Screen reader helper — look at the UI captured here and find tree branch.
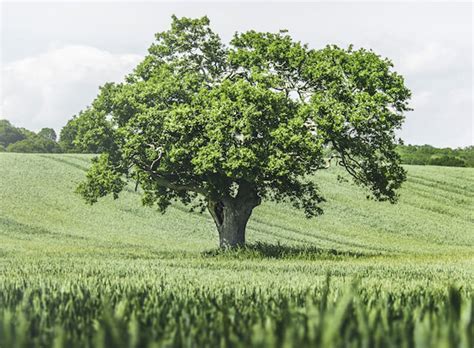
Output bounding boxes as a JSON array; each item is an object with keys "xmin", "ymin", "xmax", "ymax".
[{"xmin": 136, "ymin": 162, "xmax": 208, "ymax": 195}]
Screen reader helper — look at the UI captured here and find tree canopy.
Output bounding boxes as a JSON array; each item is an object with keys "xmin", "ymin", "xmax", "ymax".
[
  {"xmin": 59, "ymin": 110, "xmax": 116, "ymax": 154},
  {"xmin": 77, "ymin": 16, "xmax": 411, "ymax": 248},
  {"xmin": 0, "ymin": 120, "xmax": 26, "ymax": 148},
  {"xmin": 38, "ymin": 128, "xmax": 57, "ymax": 142}
]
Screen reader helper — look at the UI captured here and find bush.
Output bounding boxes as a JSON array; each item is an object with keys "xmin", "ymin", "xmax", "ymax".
[
  {"xmin": 7, "ymin": 136, "xmax": 61, "ymax": 153},
  {"xmin": 398, "ymin": 145, "xmax": 474, "ymax": 167},
  {"xmin": 429, "ymin": 156, "xmax": 466, "ymax": 167}
]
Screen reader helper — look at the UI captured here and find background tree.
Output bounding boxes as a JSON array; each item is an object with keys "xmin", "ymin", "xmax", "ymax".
[
  {"xmin": 7, "ymin": 135, "xmax": 61, "ymax": 153},
  {"xmin": 38, "ymin": 128, "xmax": 57, "ymax": 142},
  {"xmin": 0, "ymin": 119, "xmax": 61, "ymax": 153},
  {"xmin": 397, "ymin": 144, "xmax": 473, "ymax": 167},
  {"xmin": 0, "ymin": 120, "xmax": 26, "ymax": 148},
  {"xmin": 77, "ymin": 16, "xmax": 411, "ymax": 248},
  {"xmin": 428, "ymin": 155, "xmax": 466, "ymax": 167}
]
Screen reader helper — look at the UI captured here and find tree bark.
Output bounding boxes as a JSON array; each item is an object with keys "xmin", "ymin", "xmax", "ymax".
[{"xmin": 208, "ymin": 185, "xmax": 260, "ymax": 248}]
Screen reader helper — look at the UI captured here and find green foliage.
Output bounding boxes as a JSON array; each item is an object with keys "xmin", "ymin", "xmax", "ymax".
[
  {"xmin": 0, "ymin": 119, "xmax": 61, "ymax": 153},
  {"xmin": 17, "ymin": 126, "xmax": 37, "ymax": 139},
  {"xmin": 0, "ymin": 119, "xmax": 26, "ymax": 147},
  {"xmin": 76, "ymin": 154, "xmax": 126, "ymax": 203},
  {"xmin": 59, "ymin": 109, "xmax": 116, "ymax": 154},
  {"xmin": 398, "ymin": 145, "xmax": 474, "ymax": 167},
  {"xmin": 6, "ymin": 134, "xmax": 61, "ymax": 153},
  {"xmin": 59, "ymin": 116, "xmax": 80, "ymax": 152},
  {"xmin": 429, "ymin": 155, "xmax": 466, "ymax": 167},
  {"xmin": 77, "ymin": 16, "xmax": 411, "ymax": 224},
  {"xmin": 0, "ymin": 153, "xmax": 473, "ymax": 347},
  {"xmin": 38, "ymin": 127, "xmax": 57, "ymax": 142}
]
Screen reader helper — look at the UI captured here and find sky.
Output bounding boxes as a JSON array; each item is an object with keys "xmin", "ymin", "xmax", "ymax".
[{"xmin": 1, "ymin": 1, "xmax": 472, "ymax": 148}]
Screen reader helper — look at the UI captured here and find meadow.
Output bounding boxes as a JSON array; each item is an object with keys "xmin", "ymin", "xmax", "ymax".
[{"xmin": 0, "ymin": 153, "xmax": 473, "ymax": 347}]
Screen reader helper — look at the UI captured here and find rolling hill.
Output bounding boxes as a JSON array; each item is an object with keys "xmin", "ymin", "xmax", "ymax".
[
  {"xmin": 0, "ymin": 153, "xmax": 473, "ymax": 347},
  {"xmin": 0, "ymin": 153, "xmax": 472, "ymax": 257}
]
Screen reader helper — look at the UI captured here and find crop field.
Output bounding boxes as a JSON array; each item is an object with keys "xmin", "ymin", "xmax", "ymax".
[{"xmin": 0, "ymin": 153, "xmax": 473, "ymax": 347}]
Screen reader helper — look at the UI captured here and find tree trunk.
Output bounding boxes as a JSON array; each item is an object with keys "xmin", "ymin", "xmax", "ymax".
[
  {"xmin": 218, "ymin": 204, "xmax": 251, "ymax": 248},
  {"xmin": 208, "ymin": 187, "xmax": 260, "ymax": 248}
]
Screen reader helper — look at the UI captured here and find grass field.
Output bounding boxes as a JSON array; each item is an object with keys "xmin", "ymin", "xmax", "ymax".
[{"xmin": 0, "ymin": 153, "xmax": 473, "ymax": 347}]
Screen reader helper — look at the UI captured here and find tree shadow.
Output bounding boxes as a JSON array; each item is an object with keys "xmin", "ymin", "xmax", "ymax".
[{"xmin": 202, "ymin": 241, "xmax": 382, "ymax": 260}]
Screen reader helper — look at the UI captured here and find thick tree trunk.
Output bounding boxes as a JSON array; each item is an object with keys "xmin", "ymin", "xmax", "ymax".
[
  {"xmin": 208, "ymin": 186, "xmax": 260, "ymax": 249},
  {"xmin": 217, "ymin": 203, "xmax": 251, "ymax": 248}
]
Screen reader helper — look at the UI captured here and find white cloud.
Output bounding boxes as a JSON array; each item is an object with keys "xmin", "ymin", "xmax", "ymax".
[
  {"xmin": 1, "ymin": 45, "xmax": 142, "ymax": 131},
  {"xmin": 1, "ymin": 2, "xmax": 472, "ymax": 147},
  {"xmin": 399, "ymin": 42, "xmax": 459, "ymax": 74},
  {"xmin": 410, "ymin": 91, "xmax": 433, "ymax": 108},
  {"xmin": 393, "ymin": 38, "xmax": 472, "ymax": 148}
]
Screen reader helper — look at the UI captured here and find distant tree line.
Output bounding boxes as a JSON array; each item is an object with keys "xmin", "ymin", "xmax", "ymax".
[
  {"xmin": 2, "ymin": 118, "xmax": 473, "ymax": 168},
  {"xmin": 1, "ymin": 113, "xmax": 127, "ymax": 154},
  {"xmin": 397, "ymin": 144, "xmax": 474, "ymax": 168},
  {"xmin": 0, "ymin": 120, "xmax": 61, "ymax": 153}
]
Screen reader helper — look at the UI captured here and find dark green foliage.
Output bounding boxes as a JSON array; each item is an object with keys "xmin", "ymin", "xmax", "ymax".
[
  {"xmin": 75, "ymin": 16, "xmax": 411, "ymax": 246},
  {"xmin": 17, "ymin": 126, "xmax": 37, "ymax": 140},
  {"xmin": 429, "ymin": 156, "xmax": 466, "ymax": 167},
  {"xmin": 202, "ymin": 242, "xmax": 371, "ymax": 260},
  {"xmin": 0, "ymin": 119, "xmax": 61, "ymax": 153},
  {"xmin": 398, "ymin": 145, "xmax": 474, "ymax": 167},
  {"xmin": 7, "ymin": 136, "xmax": 61, "ymax": 153},
  {"xmin": 0, "ymin": 119, "xmax": 26, "ymax": 147},
  {"xmin": 59, "ymin": 116, "xmax": 80, "ymax": 152},
  {"xmin": 76, "ymin": 154, "xmax": 126, "ymax": 203},
  {"xmin": 59, "ymin": 109, "xmax": 116, "ymax": 154},
  {"xmin": 38, "ymin": 127, "xmax": 57, "ymax": 142}
]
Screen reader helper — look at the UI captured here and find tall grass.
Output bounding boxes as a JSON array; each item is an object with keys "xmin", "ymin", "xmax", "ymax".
[{"xmin": 1, "ymin": 274, "xmax": 472, "ymax": 348}]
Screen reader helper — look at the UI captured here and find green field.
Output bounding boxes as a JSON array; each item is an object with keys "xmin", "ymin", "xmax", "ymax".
[{"xmin": 0, "ymin": 153, "xmax": 473, "ymax": 347}]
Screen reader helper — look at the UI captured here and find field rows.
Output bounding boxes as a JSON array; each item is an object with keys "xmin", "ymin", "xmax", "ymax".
[{"xmin": 0, "ymin": 154, "xmax": 473, "ymax": 347}]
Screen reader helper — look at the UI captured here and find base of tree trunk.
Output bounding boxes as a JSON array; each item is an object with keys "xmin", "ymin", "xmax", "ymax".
[
  {"xmin": 209, "ymin": 197, "xmax": 256, "ymax": 249},
  {"xmin": 219, "ymin": 226, "xmax": 246, "ymax": 248}
]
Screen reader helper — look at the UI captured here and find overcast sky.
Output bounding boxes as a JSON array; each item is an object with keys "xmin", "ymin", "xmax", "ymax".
[{"xmin": 1, "ymin": 1, "xmax": 472, "ymax": 147}]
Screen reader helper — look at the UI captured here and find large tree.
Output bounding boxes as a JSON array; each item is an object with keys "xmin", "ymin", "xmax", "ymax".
[{"xmin": 77, "ymin": 16, "xmax": 411, "ymax": 248}]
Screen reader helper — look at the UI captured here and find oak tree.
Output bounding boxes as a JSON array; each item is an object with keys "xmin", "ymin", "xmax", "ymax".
[{"xmin": 77, "ymin": 16, "xmax": 411, "ymax": 248}]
